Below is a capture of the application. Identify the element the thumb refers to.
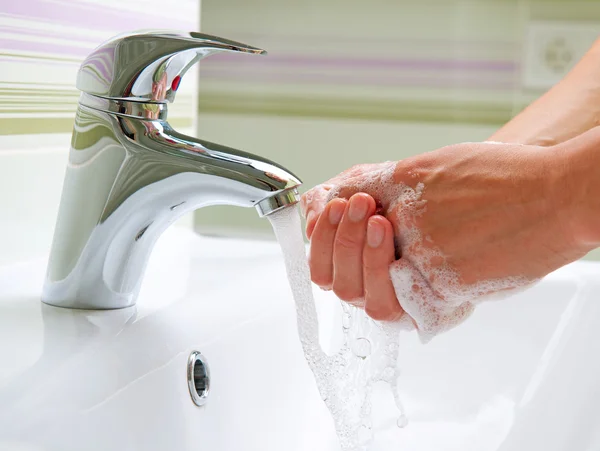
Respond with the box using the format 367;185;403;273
389;259;475;341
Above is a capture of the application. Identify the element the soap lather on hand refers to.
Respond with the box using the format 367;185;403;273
300;131;600;339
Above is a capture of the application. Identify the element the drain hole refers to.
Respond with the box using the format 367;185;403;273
187;351;210;406
193;359;209;394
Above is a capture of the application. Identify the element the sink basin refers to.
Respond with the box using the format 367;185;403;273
1;227;599;451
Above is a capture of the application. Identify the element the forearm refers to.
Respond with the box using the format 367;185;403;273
490;38;600;146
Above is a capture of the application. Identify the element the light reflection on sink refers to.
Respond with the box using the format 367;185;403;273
1;227;599;451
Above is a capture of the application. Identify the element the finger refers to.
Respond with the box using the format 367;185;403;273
332;193;376;302
308;199;347;288
306;186;360;240
302;185;333;240
305;210;320;241
363;216;405;321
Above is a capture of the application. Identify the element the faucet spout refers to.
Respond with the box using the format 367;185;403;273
41;31;301;310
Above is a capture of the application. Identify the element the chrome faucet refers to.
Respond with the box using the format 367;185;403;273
42;31;301;310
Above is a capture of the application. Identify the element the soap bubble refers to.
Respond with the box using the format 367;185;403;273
353;337;371;359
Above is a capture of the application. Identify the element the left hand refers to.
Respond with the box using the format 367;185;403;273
301;134;598;334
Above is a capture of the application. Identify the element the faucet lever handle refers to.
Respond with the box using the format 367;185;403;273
76;30;265;103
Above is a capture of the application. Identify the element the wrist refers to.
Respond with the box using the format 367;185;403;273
555;129;600;250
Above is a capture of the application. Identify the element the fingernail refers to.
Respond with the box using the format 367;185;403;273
329;201;345;225
367;219;385;248
348;195;368;222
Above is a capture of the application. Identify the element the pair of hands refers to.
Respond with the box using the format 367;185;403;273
300;132;599;334
301;37;600;333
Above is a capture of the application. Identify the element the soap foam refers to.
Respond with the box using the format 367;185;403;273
311;162;537;339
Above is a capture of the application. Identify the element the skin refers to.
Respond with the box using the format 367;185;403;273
302;38;600;323
303;131;600;322
490;37;600;147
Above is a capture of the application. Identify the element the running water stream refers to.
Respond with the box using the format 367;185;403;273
268;206;407;451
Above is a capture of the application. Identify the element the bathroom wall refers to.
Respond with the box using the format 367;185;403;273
196;0;600;261
0;0;200;265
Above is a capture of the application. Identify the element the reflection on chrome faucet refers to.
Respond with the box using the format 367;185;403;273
42;31;302;310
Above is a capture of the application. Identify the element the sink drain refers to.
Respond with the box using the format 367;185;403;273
187;351;210;406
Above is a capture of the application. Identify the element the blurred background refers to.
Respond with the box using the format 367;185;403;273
195;0;600;238
1;0;599;263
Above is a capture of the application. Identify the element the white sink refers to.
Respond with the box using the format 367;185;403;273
1;228;599;451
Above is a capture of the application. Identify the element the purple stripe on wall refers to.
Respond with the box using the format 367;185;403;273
0;24;103;44
0;0;195;34
0;35;517;75
0;56;77;67
208;53;518;73
226;32;519;52
0;38;90;57
200;68;517;90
